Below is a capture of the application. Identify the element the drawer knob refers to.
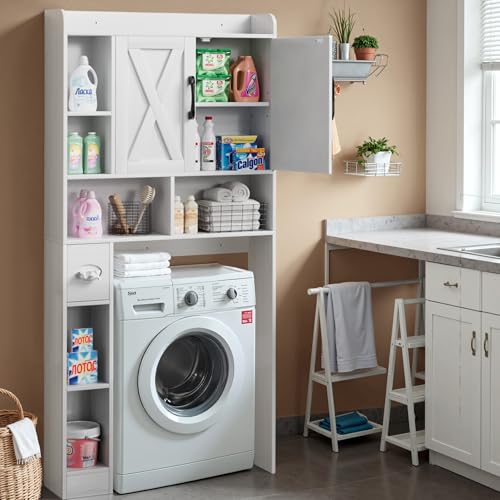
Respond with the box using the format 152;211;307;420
443;281;459;288
76;265;103;282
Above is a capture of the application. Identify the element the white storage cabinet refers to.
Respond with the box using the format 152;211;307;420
425;263;500;482
44;10;333;499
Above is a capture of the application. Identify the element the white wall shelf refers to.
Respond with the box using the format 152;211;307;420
67;383;110;392
67;111;112;117
195;102;270;108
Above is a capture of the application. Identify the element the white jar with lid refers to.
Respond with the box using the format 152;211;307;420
67;420;100;468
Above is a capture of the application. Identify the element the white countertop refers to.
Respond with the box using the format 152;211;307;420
326;227;500;273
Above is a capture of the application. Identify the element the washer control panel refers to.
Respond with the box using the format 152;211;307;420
173;278;255;313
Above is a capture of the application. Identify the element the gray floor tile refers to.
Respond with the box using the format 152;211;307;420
42;435;499;499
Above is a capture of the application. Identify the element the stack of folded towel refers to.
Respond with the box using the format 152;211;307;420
114;251;171;278
319;411;373;435
200;181;261;232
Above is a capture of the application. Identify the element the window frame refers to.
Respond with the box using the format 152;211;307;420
482;70;500;211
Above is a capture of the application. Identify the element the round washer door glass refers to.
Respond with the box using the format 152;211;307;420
155;334;228;417
138;316;245;434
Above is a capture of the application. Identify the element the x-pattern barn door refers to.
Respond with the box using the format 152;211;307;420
116;36;195;175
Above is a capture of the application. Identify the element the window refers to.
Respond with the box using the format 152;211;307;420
482;0;500;210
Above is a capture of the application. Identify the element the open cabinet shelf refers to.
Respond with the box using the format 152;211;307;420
196;102;270;108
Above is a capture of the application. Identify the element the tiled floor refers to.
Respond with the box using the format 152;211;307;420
43;434;500;499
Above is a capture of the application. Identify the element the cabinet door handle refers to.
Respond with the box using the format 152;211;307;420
75;265;103;282
188;75;196;120
484;332;489;358
443;281;459;288
471;330;477;356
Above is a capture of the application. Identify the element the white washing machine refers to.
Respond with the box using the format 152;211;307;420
113;264;256;494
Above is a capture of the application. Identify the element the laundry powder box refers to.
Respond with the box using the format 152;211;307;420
71;328;93;352
233;147;267;171
67;350;98;385
216;135;258;170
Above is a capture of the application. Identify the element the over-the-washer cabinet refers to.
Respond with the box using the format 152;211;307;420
44;9;333;499
425;262;500;487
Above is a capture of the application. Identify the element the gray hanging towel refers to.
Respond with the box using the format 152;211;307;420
325;282;378;373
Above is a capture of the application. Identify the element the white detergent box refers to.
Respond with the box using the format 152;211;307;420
71;328;94;352
67;350;98;385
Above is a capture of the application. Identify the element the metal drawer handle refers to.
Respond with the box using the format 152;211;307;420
484;332;489;358
443;281;459;288
471;330;477;356
76;265;103;282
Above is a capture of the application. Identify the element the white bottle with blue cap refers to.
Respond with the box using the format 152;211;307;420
68;55;98;112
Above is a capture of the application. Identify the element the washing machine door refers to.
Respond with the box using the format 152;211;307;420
138;315;245;434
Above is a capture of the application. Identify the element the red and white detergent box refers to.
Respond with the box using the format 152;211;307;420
71;328;93;352
67;350;98;385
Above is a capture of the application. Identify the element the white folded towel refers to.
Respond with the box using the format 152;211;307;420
199;211;259;223
222;181;250;202
114;260;170;271
203;187;233;203
198;199;260;211
114;268;172;278
114;251;171;264
7;418;41;465
200;221;260;232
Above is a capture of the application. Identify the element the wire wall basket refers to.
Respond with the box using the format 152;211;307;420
199;203;267;233
108;201;152;235
344;160;402;177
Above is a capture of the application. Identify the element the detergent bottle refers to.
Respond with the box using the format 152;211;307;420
71;189;88;237
69;55;98;112
78;191;103;238
232;56;260;102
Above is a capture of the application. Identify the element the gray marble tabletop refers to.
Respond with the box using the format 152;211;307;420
326;227;500;273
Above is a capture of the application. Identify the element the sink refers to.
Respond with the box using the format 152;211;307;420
441;243;500;258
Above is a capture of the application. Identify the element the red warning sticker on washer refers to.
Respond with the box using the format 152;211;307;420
242;310;253;324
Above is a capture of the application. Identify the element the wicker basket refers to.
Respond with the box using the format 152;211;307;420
0;389;42;500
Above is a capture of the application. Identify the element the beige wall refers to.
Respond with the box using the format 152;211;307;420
0;0;425;430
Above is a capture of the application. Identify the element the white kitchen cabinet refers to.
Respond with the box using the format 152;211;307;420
425;301;481;467
481;312;500;477
116;36;196;176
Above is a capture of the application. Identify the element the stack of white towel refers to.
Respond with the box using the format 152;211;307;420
200;182;261;232
114;251;171;278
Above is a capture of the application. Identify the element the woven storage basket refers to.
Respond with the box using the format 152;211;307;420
0;388;42;500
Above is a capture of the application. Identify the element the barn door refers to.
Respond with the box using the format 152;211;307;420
116;37;196;175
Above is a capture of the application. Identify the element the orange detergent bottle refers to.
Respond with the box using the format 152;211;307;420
232;56;260;102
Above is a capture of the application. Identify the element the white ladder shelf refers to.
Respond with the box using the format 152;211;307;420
303;286;386;452
380;297;427;465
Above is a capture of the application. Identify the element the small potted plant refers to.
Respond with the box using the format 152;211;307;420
352;35;379;60
357;137;398;173
329;7;356;60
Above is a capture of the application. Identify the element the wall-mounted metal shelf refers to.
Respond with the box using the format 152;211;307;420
333;54;388;83
344;160;402;177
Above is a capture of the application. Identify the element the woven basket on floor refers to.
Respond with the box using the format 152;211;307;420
0;388;42;500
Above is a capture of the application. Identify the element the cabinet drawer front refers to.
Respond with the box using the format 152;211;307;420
425;263;480;310
66;468;111;498
482;272;500;315
67;244;110;303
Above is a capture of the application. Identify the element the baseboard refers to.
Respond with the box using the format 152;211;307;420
276;404;425;437
430;451;500;492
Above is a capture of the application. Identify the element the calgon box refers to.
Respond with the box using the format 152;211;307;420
67;351;98;385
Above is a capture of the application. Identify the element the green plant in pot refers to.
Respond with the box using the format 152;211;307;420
329;7;356;60
357;137;398;173
352;35;379;61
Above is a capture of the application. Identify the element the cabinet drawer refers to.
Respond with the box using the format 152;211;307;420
66;468;111;498
482;272;500;315
67;244;110;303
425;263;480;310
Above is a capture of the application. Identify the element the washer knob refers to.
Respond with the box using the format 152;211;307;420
226;288;238;300
184;291;198;306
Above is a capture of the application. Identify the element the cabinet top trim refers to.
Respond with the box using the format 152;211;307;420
45;10;277;38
